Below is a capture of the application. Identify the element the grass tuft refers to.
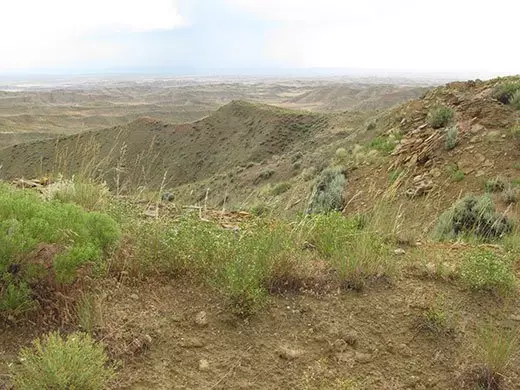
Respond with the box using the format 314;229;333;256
308;167;346;214
428;105;454;129
11;331;116;390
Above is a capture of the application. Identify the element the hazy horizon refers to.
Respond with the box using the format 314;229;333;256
1;1;519;78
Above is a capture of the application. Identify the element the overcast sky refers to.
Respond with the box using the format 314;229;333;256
1;0;519;76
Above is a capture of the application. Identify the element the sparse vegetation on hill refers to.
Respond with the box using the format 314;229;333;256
433;195;513;241
428;105;454;129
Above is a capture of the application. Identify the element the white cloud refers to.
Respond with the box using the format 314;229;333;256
0;0;185;70
231;0;520;75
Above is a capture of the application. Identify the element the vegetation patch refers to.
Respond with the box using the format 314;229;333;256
0;184;120;317
433;195;513;241
485;177;507;193
11;331;115;390
369;137;396;154
471;326;518;390
270;182;292;196
493;82;520;105
428;105;454;129
459;250;516;296
444;125;459;150
447;164;465;182
308;167;346;214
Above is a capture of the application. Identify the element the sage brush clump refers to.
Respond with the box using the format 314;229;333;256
308;167;346;214
434;195;512;241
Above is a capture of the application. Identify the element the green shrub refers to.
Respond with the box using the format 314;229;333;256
502;186;518;205
493;83;520;104
447;164;464;182
445;125;459;150
428;106;454;129
459;250;516;295
485;177;507;193
308;167;346;214
42;177;110;211
11;332;115;390
434;195;513;241
369;137;395;154
270;182;291;196
511;90;520;110
250;202;270;217
304;213;391;290
0;282;36;317
334;147;348;164
0;184;120;316
510;125;520;139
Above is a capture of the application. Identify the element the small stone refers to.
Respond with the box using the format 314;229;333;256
509;314;520;322
354;352;373;364
198;359;210;371
278;346;304;360
398;343;413;357
394;248;406;256
181;337;205;348
130;294;139;300
195;311;208;327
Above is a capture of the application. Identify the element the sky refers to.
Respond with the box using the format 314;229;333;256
0;0;519;77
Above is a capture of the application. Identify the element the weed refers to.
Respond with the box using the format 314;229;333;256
447;164;465;182
389;169;403;183
255;168;275;183
493;82;520;104
485;177;507;193
419;298;453;335
0;282;36;318
270;182;291;196
76;294;103;334
334;147;348;164
459;250;516;296
305;213;391;290
434;195;513;241
369;137;395;154
250;202;270;217
308;167;346;214
11;331;116;390
42;176;110;211
472;326;518;389
428;105;454;129
445;125;459;150
510;125;520;140
501;186;518;205
511;90;520;110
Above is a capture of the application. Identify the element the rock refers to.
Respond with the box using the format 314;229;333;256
198;359;210;371
429;168;441;178
130;294;139;300
129;334;152;355
278;346;304;360
354;352;373;364
394;248;406;256
195;311;208;327
143;206;159;218
342;331;358;347
162;192;174;202
181;337;205;348
397;343;413;357
509;314;520;322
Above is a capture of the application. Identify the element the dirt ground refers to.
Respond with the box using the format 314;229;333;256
2;245;519;390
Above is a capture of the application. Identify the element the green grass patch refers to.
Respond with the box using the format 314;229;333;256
11;331;115;390
485;176;507;193
270;182;292;196
369;137;396;154
428;105;454;129
0;184;120;317
459;250;516;296
493;82;520;105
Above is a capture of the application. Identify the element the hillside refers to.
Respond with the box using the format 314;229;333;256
282;84;430;112
2;77;520;390
0;101;370;195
